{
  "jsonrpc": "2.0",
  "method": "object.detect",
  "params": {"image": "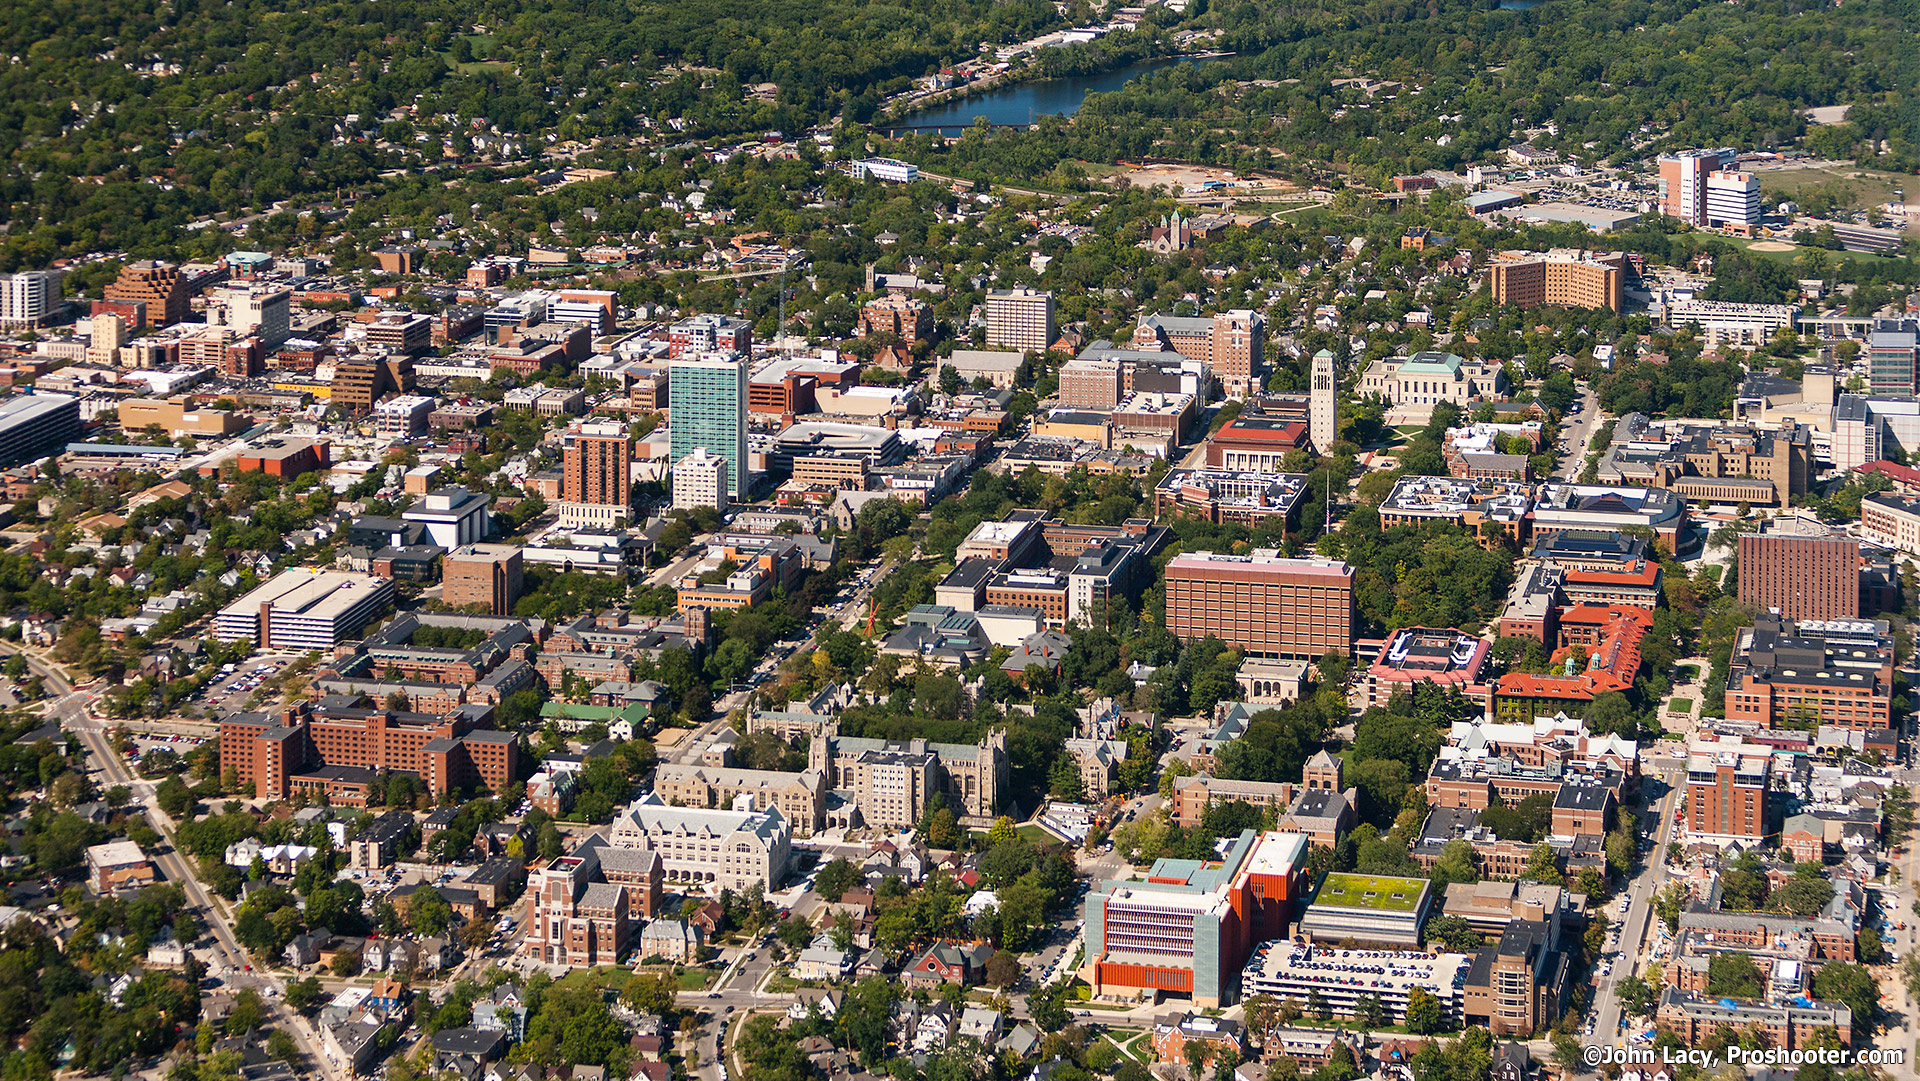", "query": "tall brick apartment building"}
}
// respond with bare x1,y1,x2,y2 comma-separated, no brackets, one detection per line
1164,551,1354,659
220,700,521,804
1736,522,1861,620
